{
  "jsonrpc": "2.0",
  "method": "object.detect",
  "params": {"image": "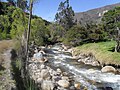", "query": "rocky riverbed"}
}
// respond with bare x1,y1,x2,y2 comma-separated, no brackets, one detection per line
28,58,87,90
27,43,120,90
